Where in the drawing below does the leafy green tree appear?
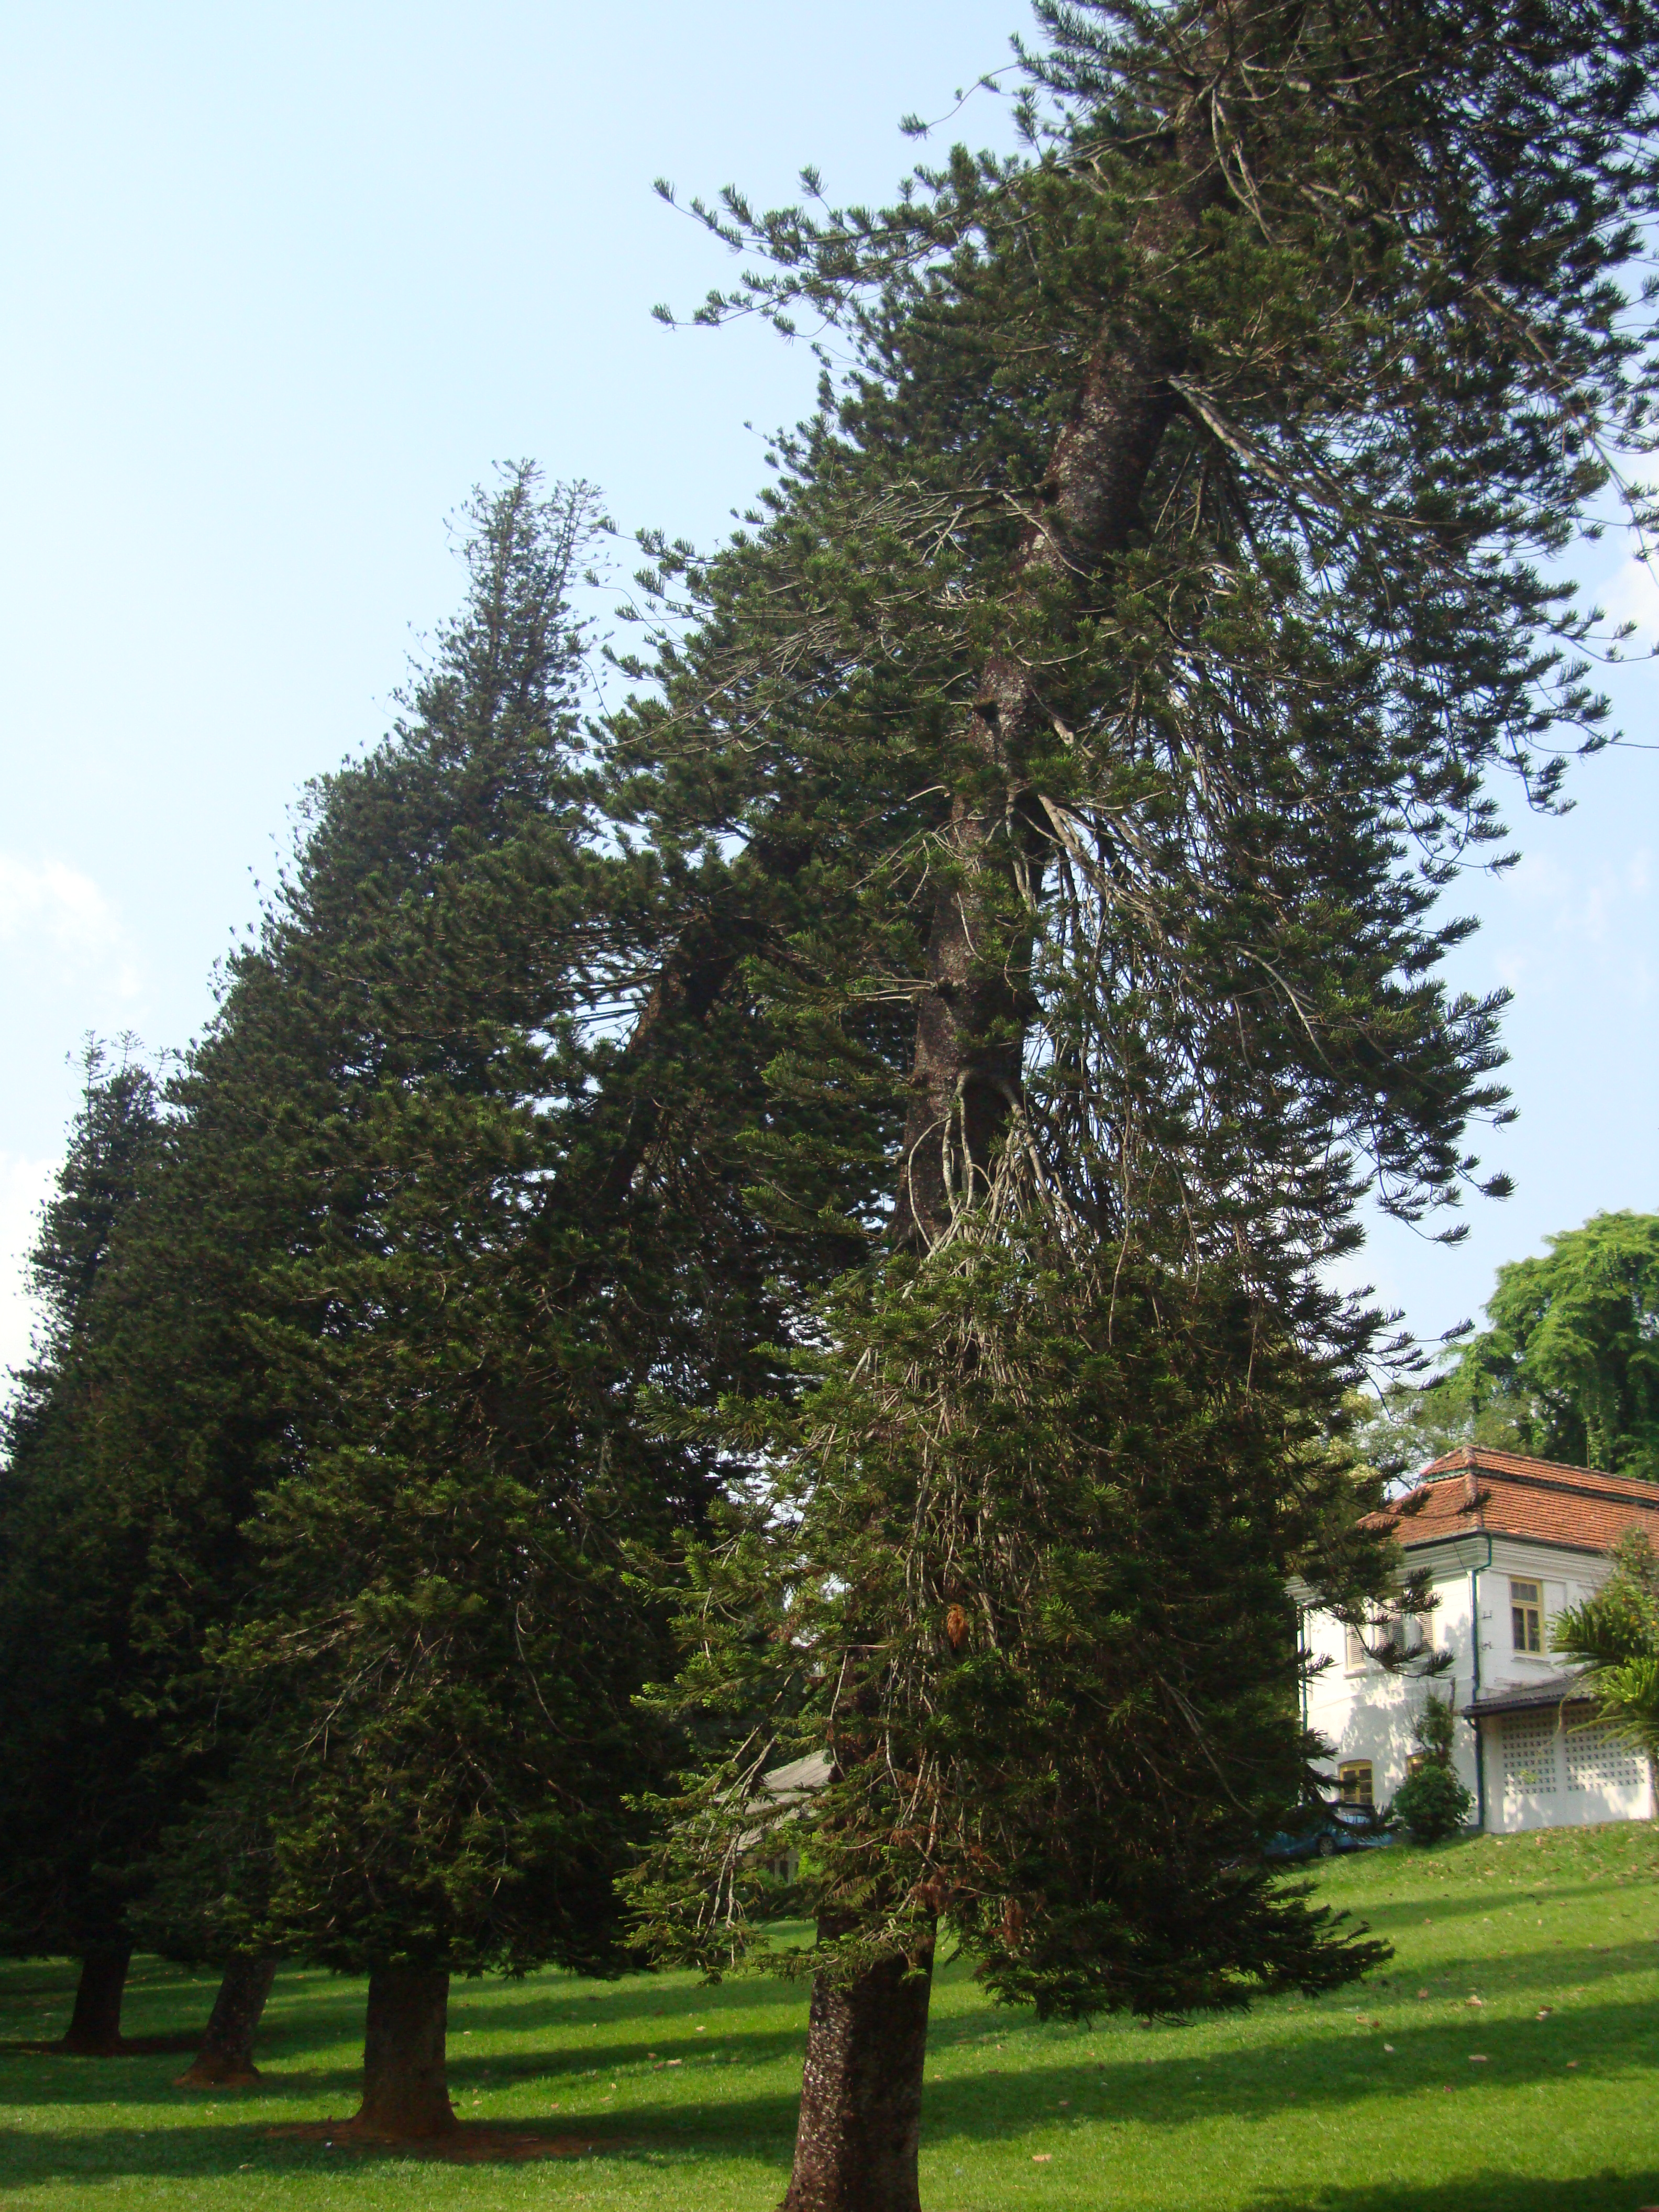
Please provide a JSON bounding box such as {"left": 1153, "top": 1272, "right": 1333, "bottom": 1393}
{"left": 612, "top": 1, "right": 1659, "bottom": 2202}
{"left": 1401, "top": 1214, "right": 1659, "bottom": 1478}
{"left": 1554, "top": 1529, "right": 1659, "bottom": 1766}
{"left": 0, "top": 1044, "right": 161, "bottom": 2051}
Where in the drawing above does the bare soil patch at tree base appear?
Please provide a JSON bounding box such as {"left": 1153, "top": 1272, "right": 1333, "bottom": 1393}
{"left": 268, "top": 2118, "right": 614, "bottom": 2162}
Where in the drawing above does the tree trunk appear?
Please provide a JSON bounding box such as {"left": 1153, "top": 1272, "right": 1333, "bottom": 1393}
{"left": 785, "top": 26, "right": 1256, "bottom": 2211}
{"left": 781, "top": 1930, "right": 935, "bottom": 2212}
{"left": 58, "top": 1945, "right": 131, "bottom": 2054}
{"left": 891, "top": 202, "right": 1223, "bottom": 1248}
{"left": 174, "top": 1955, "right": 275, "bottom": 2087}
{"left": 352, "top": 1966, "right": 456, "bottom": 2138}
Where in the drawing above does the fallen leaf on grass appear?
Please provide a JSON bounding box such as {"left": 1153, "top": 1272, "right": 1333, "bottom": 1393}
{"left": 1468, "top": 2055, "right": 1488, "bottom": 2064}
{"left": 1032, "top": 2153, "right": 1053, "bottom": 2163}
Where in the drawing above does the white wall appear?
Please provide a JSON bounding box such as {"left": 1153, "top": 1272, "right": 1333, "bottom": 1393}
{"left": 1486, "top": 1704, "right": 1652, "bottom": 1833}
{"left": 1302, "top": 1546, "right": 1481, "bottom": 1812}
{"left": 1300, "top": 1538, "right": 1652, "bottom": 1831}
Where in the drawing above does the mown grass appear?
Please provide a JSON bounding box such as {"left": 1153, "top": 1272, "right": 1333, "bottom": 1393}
{"left": 2, "top": 1821, "right": 1656, "bottom": 2210}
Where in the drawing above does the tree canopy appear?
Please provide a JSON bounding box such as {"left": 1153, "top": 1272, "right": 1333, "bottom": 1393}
{"left": 1366, "top": 1213, "right": 1659, "bottom": 1479}
{"left": 613, "top": 4, "right": 1659, "bottom": 2204}
{"left": 0, "top": 1044, "right": 163, "bottom": 2045}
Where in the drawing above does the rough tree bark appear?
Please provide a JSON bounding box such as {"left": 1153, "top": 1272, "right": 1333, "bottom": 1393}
{"left": 174, "top": 1955, "right": 276, "bottom": 2087}
{"left": 351, "top": 1966, "right": 457, "bottom": 2138}
{"left": 57, "top": 1945, "right": 132, "bottom": 2054}
{"left": 890, "top": 227, "right": 1217, "bottom": 1245}
{"left": 781, "top": 1927, "right": 936, "bottom": 2212}
{"left": 785, "top": 19, "right": 1248, "bottom": 2205}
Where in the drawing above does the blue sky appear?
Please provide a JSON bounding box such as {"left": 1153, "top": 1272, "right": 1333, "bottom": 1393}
{"left": 3, "top": 1, "right": 1655, "bottom": 1379}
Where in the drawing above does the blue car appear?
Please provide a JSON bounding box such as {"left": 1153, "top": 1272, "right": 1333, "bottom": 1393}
{"left": 1264, "top": 1799, "right": 1396, "bottom": 1861}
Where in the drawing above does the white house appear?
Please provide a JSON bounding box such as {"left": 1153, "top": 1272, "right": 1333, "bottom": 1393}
{"left": 1298, "top": 1446, "right": 1657, "bottom": 1833}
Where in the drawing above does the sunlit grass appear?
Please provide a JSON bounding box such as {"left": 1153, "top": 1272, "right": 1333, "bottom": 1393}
{"left": 2, "top": 1821, "right": 1656, "bottom": 2209}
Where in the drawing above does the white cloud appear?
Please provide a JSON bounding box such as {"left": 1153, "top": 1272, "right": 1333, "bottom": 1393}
{"left": 0, "top": 1152, "right": 56, "bottom": 1385}
{"left": 1597, "top": 552, "right": 1659, "bottom": 647}
{"left": 0, "top": 854, "right": 141, "bottom": 998}
{"left": 1500, "top": 840, "right": 1653, "bottom": 947}
{"left": 1479, "top": 830, "right": 1655, "bottom": 1011}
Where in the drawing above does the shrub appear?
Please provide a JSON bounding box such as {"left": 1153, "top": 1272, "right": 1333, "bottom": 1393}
{"left": 1389, "top": 1763, "right": 1472, "bottom": 1843}
{"left": 1412, "top": 1694, "right": 1458, "bottom": 1766}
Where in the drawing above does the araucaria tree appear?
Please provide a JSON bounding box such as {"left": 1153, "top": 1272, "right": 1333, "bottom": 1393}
{"left": 0, "top": 1045, "right": 162, "bottom": 2052}
{"left": 620, "top": 3, "right": 1659, "bottom": 2206}
{"left": 114, "top": 465, "right": 860, "bottom": 2137}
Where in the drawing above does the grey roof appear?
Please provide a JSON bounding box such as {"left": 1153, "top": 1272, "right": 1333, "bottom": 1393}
{"left": 759, "top": 1751, "right": 832, "bottom": 1799}
{"left": 1460, "top": 1669, "right": 1597, "bottom": 1720}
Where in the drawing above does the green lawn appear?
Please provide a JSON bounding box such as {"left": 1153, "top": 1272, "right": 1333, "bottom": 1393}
{"left": 3, "top": 1823, "right": 1657, "bottom": 2210}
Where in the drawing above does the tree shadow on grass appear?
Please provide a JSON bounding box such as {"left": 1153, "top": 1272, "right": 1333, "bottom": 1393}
{"left": 4, "top": 1969, "right": 1651, "bottom": 2126}
{"left": 905, "top": 1985, "right": 1658, "bottom": 2147}
{"left": 1334, "top": 1879, "right": 1630, "bottom": 1931}
{"left": 446, "top": 1972, "right": 811, "bottom": 2040}
{"left": 266, "top": 2118, "right": 617, "bottom": 2162}
{"left": 1014, "top": 1989, "right": 1653, "bottom": 2129}
{"left": 1243, "top": 2171, "right": 1659, "bottom": 2212}
{"left": 0, "top": 2117, "right": 645, "bottom": 2183}
{"left": 0, "top": 2032, "right": 202, "bottom": 2059}
{"left": 1363, "top": 1937, "right": 1655, "bottom": 2002}
{"left": 0, "top": 2050, "right": 364, "bottom": 2113}
{"left": 0, "top": 2023, "right": 817, "bottom": 2113}
{"left": 7, "top": 1985, "right": 1656, "bottom": 2184}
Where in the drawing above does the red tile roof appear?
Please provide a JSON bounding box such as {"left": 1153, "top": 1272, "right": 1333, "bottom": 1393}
{"left": 1381, "top": 1445, "right": 1659, "bottom": 1556}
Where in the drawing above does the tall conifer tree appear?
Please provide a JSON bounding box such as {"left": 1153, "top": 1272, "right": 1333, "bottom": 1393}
{"left": 108, "top": 466, "right": 873, "bottom": 2134}
{"left": 0, "top": 1045, "right": 161, "bottom": 2051}
{"left": 617, "top": 4, "right": 1659, "bottom": 2204}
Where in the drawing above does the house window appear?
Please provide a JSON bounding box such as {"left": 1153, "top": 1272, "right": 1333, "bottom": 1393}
{"left": 1511, "top": 1579, "right": 1543, "bottom": 1654}
{"left": 1338, "top": 1761, "right": 1374, "bottom": 1807}
{"left": 1346, "top": 1602, "right": 1430, "bottom": 1671}
{"left": 1397, "top": 1601, "right": 1432, "bottom": 1655}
